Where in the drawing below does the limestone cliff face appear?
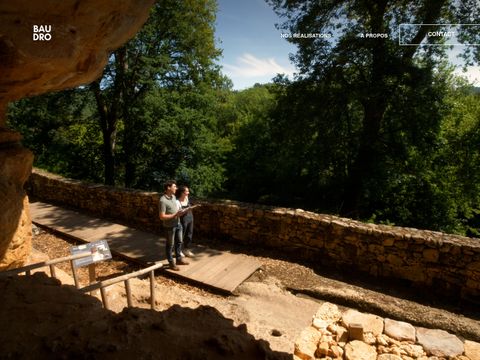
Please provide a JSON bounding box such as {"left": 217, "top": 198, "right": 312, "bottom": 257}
{"left": 0, "top": 0, "right": 154, "bottom": 269}
{"left": 0, "top": 130, "right": 33, "bottom": 270}
{"left": 0, "top": 0, "right": 154, "bottom": 109}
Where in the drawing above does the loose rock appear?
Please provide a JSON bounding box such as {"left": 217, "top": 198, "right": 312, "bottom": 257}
{"left": 342, "top": 309, "right": 384, "bottom": 336}
{"left": 384, "top": 318, "right": 416, "bottom": 342}
{"left": 415, "top": 327, "right": 464, "bottom": 357}
{"left": 344, "top": 340, "right": 377, "bottom": 360}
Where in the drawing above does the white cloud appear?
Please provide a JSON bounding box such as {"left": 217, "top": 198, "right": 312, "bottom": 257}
{"left": 223, "top": 53, "right": 295, "bottom": 78}
{"left": 453, "top": 66, "right": 480, "bottom": 85}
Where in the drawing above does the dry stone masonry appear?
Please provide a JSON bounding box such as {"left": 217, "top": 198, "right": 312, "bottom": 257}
{"left": 294, "top": 302, "right": 480, "bottom": 360}
{"left": 27, "top": 168, "right": 480, "bottom": 303}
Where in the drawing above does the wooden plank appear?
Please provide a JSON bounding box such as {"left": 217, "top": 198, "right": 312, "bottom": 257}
{"left": 166, "top": 252, "right": 261, "bottom": 293}
{"left": 30, "top": 201, "right": 261, "bottom": 293}
{"left": 165, "top": 248, "right": 224, "bottom": 277}
{"left": 212, "top": 257, "right": 262, "bottom": 292}
{"left": 205, "top": 255, "right": 250, "bottom": 286}
{"left": 168, "top": 245, "right": 224, "bottom": 276}
{"left": 193, "top": 253, "right": 240, "bottom": 283}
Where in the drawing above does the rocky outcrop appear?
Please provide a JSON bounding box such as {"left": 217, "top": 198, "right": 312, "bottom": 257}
{"left": 294, "top": 302, "right": 477, "bottom": 360}
{"left": 0, "top": 130, "right": 33, "bottom": 270}
{"left": 0, "top": 0, "right": 154, "bottom": 109}
{"left": 0, "top": 0, "right": 154, "bottom": 269}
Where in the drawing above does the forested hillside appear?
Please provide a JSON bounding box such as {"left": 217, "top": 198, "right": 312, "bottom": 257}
{"left": 7, "top": 0, "right": 480, "bottom": 237}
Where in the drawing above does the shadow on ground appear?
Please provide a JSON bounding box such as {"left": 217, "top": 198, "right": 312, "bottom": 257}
{"left": 197, "top": 237, "right": 480, "bottom": 342}
{"left": 0, "top": 272, "right": 289, "bottom": 360}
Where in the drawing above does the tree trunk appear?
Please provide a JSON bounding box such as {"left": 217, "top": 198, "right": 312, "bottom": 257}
{"left": 123, "top": 110, "right": 136, "bottom": 188}
{"left": 342, "top": 1, "right": 387, "bottom": 218}
{"left": 102, "top": 128, "right": 116, "bottom": 186}
{"left": 91, "top": 80, "right": 117, "bottom": 186}
{"left": 342, "top": 101, "right": 386, "bottom": 218}
{"left": 341, "top": 0, "right": 448, "bottom": 218}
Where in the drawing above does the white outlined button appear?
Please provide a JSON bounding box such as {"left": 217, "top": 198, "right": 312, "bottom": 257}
{"left": 399, "top": 24, "right": 480, "bottom": 46}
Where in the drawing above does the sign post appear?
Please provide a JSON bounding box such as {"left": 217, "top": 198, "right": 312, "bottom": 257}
{"left": 70, "top": 240, "right": 112, "bottom": 292}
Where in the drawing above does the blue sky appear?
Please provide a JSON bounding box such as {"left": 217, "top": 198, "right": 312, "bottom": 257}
{"left": 215, "top": 0, "right": 296, "bottom": 90}
{"left": 215, "top": 1, "right": 480, "bottom": 90}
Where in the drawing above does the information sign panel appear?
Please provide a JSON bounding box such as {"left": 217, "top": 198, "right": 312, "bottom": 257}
{"left": 71, "top": 240, "right": 112, "bottom": 268}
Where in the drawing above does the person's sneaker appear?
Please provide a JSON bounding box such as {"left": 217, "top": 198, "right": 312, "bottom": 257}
{"left": 180, "top": 251, "right": 186, "bottom": 257}
{"left": 169, "top": 263, "right": 180, "bottom": 271}
{"left": 184, "top": 249, "right": 195, "bottom": 257}
{"left": 177, "top": 259, "right": 190, "bottom": 265}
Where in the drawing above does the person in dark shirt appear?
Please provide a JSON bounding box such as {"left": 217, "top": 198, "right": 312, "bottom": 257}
{"left": 175, "top": 185, "right": 195, "bottom": 257}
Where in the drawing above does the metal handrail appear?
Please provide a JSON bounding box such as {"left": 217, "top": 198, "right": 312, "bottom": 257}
{"left": 80, "top": 262, "right": 164, "bottom": 310}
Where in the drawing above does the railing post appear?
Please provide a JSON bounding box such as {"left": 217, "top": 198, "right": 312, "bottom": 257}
{"left": 88, "top": 263, "right": 98, "bottom": 296}
{"left": 76, "top": 263, "right": 163, "bottom": 311}
{"left": 100, "top": 287, "right": 109, "bottom": 310}
{"left": 49, "top": 264, "right": 57, "bottom": 279}
{"left": 70, "top": 260, "right": 80, "bottom": 289}
{"left": 150, "top": 270, "right": 155, "bottom": 310}
{"left": 125, "top": 279, "right": 133, "bottom": 307}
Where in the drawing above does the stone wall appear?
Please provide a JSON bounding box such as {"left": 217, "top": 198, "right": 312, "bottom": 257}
{"left": 28, "top": 168, "right": 162, "bottom": 233}
{"left": 27, "top": 168, "right": 480, "bottom": 302}
{"left": 193, "top": 202, "right": 480, "bottom": 302}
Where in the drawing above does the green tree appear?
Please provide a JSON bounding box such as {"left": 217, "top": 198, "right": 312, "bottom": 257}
{"left": 223, "top": 84, "right": 279, "bottom": 201}
{"left": 91, "top": 0, "right": 223, "bottom": 187}
{"left": 7, "top": 89, "right": 103, "bottom": 181}
{"left": 436, "top": 83, "right": 480, "bottom": 234}
{"left": 266, "top": 0, "right": 469, "bottom": 218}
{"left": 125, "top": 83, "right": 232, "bottom": 196}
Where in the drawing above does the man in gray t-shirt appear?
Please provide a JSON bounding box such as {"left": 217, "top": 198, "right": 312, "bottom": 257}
{"left": 159, "top": 180, "right": 189, "bottom": 270}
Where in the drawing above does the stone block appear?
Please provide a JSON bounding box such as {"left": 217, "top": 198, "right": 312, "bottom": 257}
{"left": 315, "top": 341, "right": 329, "bottom": 357}
{"left": 383, "top": 237, "right": 395, "bottom": 246}
{"left": 294, "top": 326, "right": 321, "bottom": 360}
{"left": 422, "top": 248, "right": 439, "bottom": 262}
{"left": 416, "top": 327, "right": 464, "bottom": 357}
{"left": 387, "top": 254, "right": 404, "bottom": 266}
{"left": 344, "top": 340, "right": 376, "bottom": 360}
{"left": 314, "top": 302, "right": 342, "bottom": 323}
{"left": 348, "top": 323, "right": 364, "bottom": 341}
{"left": 342, "top": 309, "right": 384, "bottom": 336}
{"left": 384, "top": 318, "right": 416, "bottom": 342}
{"left": 396, "top": 265, "right": 426, "bottom": 282}
{"left": 377, "top": 355, "right": 402, "bottom": 360}
{"left": 464, "top": 340, "right": 480, "bottom": 360}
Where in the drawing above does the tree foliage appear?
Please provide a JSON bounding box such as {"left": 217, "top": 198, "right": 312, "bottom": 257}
{"left": 256, "top": 0, "right": 480, "bottom": 232}
{"left": 266, "top": 0, "right": 464, "bottom": 216}
{"left": 8, "top": 0, "right": 230, "bottom": 197}
{"left": 7, "top": 89, "right": 103, "bottom": 182}
{"left": 6, "top": 0, "right": 480, "bottom": 237}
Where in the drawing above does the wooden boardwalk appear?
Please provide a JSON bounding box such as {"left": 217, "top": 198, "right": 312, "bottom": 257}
{"left": 29, "top": 201, "right": 261, "bottom": 293}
